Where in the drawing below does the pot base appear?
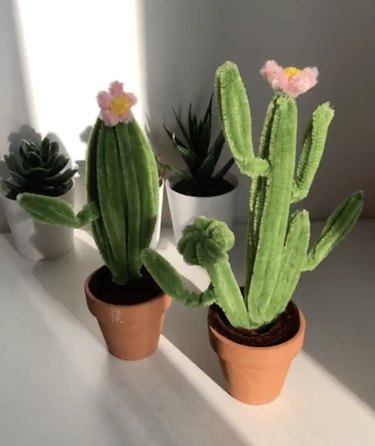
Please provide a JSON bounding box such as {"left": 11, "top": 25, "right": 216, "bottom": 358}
{"left": 208, "top": 305, "right": 305, "bottom": 405}
{"left": 85, "top": 267, "right": 172, "bottom": 361}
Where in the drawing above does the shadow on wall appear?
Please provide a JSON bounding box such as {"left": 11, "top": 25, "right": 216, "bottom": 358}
{"left": 138, "top": 0, "right": 244, "bottom": 224}
{"left": 0, "top": 0, "right": 32, "bottom": 230}
{"left": 0, "top": 0, "right": 31, "bottom": 150}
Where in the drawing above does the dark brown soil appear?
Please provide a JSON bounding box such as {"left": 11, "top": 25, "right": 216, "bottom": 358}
{"left": 208, "top": 302, "right": 300, "bottom": 347}
{"left": 88, "top": 265, "right": 163, "bottom": 306}
{"left": 172, "top": 178, "right": 234, "bottom": 197}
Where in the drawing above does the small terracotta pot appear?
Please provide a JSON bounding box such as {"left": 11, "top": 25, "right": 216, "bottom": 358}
{"left": 208, "top": 308, "right": 305, "bottom": 405}
{"left": 85, "top": 271, "right": 172, "bottom": 361}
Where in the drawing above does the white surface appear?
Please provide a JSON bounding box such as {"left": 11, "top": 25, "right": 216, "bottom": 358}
{"left": 166, "top": 175, "right": 237, "bottom": 242}
{"left": 0, "top": 223, "right": 375, "bottom": 445}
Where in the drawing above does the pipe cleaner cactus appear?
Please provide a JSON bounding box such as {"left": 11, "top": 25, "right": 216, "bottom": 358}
{"left": 143, "top": 61, "right": 364, "bottom": 330}
{"left": 18, "top": 81, "right": 159, "bottom": 285}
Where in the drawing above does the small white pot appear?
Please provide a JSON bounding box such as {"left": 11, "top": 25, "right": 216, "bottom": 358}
{"left": 166, "top": 174, "right": 238, "bottom": 242}
{"left": 150, "top": 180, "right": 164, "bottom": 249}
{"left": 0, "top": 185, "right": 75, "bottom": 261}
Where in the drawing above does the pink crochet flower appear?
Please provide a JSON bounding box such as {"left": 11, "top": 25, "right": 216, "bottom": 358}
{"left": 260, "top": 60, "right": 319, "bottom": 98}
{"left": 97, "top": 81, "right": 137, "bottom": 126}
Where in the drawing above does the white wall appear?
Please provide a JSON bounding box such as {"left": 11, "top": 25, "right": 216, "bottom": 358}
{"left": 1, "top": 0, "right": 374, "bottom": 221}
{"left": 2, "top": 0, "right": 146, "bottom": 160}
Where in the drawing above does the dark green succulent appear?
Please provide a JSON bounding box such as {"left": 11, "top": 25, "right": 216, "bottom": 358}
{"left": 164, "top": 96, "right": 234, "bottom": 196}
{"left": 3, "top": 137, "right": 77, "bottom": 199}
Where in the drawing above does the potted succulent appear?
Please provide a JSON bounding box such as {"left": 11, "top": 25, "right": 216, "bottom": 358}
{"left": 0, "top": 137, "right": 77, "bottom": 260}
{"left": 18, "top": 81, "right": 172, "bottom": 360}
{"left": 142, "top": 61, "right": 364, "bottom": 404}
{"left": 164, "top": 96, "right": 236, "bottom": 241}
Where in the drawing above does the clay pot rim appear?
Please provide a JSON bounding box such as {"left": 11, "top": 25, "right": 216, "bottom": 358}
{"left": 209, "top": 307, "right": 306, "bottom": 352}
{"left": 84, "top": 267, "right": 167, "bottom": 309}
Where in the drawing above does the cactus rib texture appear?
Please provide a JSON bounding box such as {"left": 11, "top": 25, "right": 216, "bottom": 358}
{"left": 143, "top": 61, "right": 364, "bottom": 330}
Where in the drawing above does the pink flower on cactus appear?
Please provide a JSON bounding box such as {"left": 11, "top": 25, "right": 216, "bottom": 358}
{"left": 97, "top": 81, "right": 137, "bottom": 126}
{"left": 260, "top": 60, "right": 319, "bottom": 98}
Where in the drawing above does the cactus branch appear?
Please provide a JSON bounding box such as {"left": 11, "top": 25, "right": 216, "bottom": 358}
{"left": 206, "top": 258, "right": 251, "bottom": 329}
{"left": 268, "top": 210, "right": 310, "bottom": 320}
{"left": 215, "top": 61, "right": 269, "bottom": 176}
{"left": 247, "top": 96, "right": 297, "bottom": 318}
{"left": 142, "top": 249, "right": 217, "bottom": 307}
{"left": 292, "top": 103, "right": 334, "bottom": 203}
{"left": 304, "top": 191, "right": 364, "bottom": 271}
{"left": 17, "top": 194, "right": 99, "bottom": 228}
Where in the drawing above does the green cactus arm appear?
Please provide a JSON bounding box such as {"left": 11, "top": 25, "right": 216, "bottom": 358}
{"left": 17, "top": 193, "right": 99, "bottom": 228}
{"left": 142, "top": 249, "right": 217, "bottom": 307}
{"left": 215, "top": 61, "right": 270, "bottom": 177}
{"left": 291, "top": 103, "right": 334, "bottom": 203}
{"left": 206, "top": 258, "right": 251, "bottom": 329}
{"left": 264, "top": 210, "right": 310, "bottom": 324}
{"left": 247, "top": 96, "right": 297, "bottom": 322}
{"left": 246, "top": 97, "right": 278, "bottom": 292}
{"left": 304, "top": 191, "right": 364, "bottom": 271}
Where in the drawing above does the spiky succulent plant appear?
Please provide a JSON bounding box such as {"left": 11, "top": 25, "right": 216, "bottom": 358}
{"left": 164, "top": 96, "right": 234, "bottom": 196}
{"left": 3, "top": 137, "right": 77, "bottom": 199}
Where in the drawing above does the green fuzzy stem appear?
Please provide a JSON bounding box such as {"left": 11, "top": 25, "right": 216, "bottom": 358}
{"left": 17, "top": 194, "right": 99, "bottom": 228}
{"left": 304, "top": 191, "right": 364, "bottom": 271}
{"left": 206, "top": 258, "right": 251, "bottom": 329}
{"left": 142, "top": 249, "right": 217, "bottom": 307}
{"left": 246, "top": 96, "right": 297, "bottom": 322}
{"left": 215, "top": 62, "right": 269, "bottom": 177}
{"left": 292, "top": 103, "right": 334, "bottom": 203}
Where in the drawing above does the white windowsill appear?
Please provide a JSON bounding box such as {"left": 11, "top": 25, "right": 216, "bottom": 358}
{"left": 0, "top": 222, "right": 374, "bottom": 445}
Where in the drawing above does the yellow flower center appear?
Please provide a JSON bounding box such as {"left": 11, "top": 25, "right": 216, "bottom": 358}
{"left": 284, "top": 67, "right": 302, "bottom": 79}
{"left": 109, "top": 96, "right": 131, "bottom": 116}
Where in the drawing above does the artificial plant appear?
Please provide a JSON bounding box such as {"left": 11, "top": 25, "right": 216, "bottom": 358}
{"left": 164, "top": 96, "right": 234, "bottom": 196}
{"left": 2, "top": 137, "right": 77, "bottom": 199}
{"left": 18, "top": 81, "right": 159, "bottom": 285}
{"left": 143, "top": 61, "right": 364, "bottom": 330}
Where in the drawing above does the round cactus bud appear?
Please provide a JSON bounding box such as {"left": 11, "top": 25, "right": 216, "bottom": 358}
{"left": 177, "top": 216, "right": 234, "bottom": 267}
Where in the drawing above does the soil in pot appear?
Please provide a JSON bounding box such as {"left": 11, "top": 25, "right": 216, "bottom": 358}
{"left": 172, "top": 178, "right": 234, "bottom": 197}
{"left": 208, "top": 302, "right": 305, "bottom": 405}
{"left": 208, "top": 301, "right": 300, "bottom": 347}
{"left": 85, "top": 266, "right": 172, "bottom": 361}
{"left": 89, "top": 265, "right": 163, "bottom": 305}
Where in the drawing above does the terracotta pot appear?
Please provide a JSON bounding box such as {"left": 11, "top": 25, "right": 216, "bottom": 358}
{"left": 85, "top": 270, "right": 172, "bottom": 361}
{"left": 208, "top": 308, "right": 306, "bottom": 405}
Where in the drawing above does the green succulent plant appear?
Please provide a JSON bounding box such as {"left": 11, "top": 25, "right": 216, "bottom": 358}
{"left": 3, "top": 137, "right": 77, "bottom": 199}
{"left": 143, "top": 61, "right": 364, "bottom": 330}
{"left": 164, "top": 96, "right": 234, "bottom": 196}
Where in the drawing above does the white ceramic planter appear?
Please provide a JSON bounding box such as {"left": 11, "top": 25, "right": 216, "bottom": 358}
{"left": 150, "top": 180, "right": 164, "bottom": 249}
{"left": 166, "top": 174, "right": 238, "bottom": 242}
{"left": 0, "top": 185, "right": 75, "bottom": 261}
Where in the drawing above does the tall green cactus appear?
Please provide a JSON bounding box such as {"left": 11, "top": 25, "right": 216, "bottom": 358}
{"left": 18, "top": 82, "right": 159, "bottom": 285}
{"left": 143, "top": 61, "right": 364, "bottom": 330}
